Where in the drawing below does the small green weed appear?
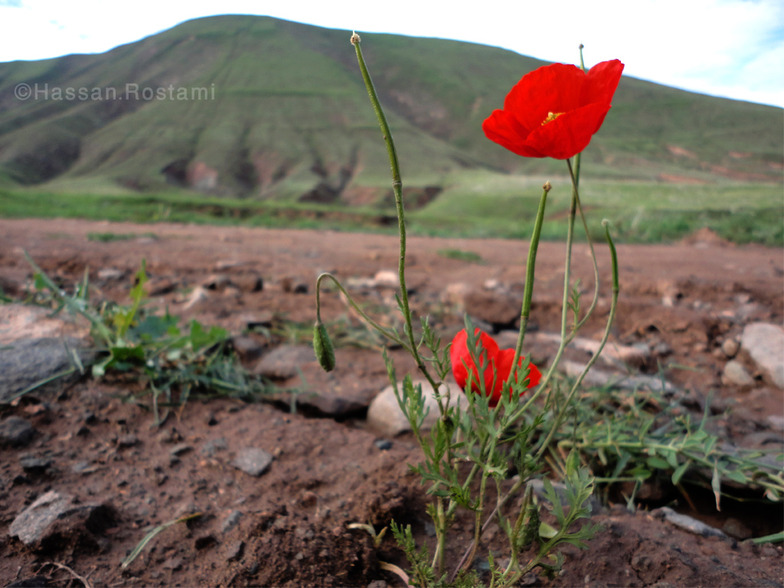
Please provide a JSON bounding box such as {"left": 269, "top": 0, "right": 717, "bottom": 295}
{"left": 543, "top": 380, "right": 784, "bottom": 508}
{"left": 23, "top": 253, "right": 270, "bottom": 422}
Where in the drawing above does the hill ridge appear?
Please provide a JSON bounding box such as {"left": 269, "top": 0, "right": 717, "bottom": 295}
{"left": 0, "top": 14, "right": 780, "bottom": 202}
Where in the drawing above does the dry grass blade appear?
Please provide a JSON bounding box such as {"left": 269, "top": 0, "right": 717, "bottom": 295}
{"left": 120, "top": 512, "right": 202, "bottom": 569}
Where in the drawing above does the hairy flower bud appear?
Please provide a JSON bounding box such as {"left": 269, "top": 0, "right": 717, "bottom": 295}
{"left": 313, "top": 321, "right": 336, "bottom": 372}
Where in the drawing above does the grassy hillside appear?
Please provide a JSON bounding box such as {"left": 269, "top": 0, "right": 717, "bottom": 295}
{"left": 0, "top": 15, "right": 780, "bottom": 245}
{"left": 0, "top": 16, "right": 780, "bottom": 195}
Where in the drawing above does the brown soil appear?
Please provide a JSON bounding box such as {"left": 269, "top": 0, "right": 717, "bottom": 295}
{"left": 1, "top": 217, "right": 783, "bottom": 587}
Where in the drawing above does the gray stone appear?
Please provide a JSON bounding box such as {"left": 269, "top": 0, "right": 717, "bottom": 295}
{"left": 652, "top": 506, "right": 727, "bottom": 539}
{"left": 0, "top": 337, "right": 97, "bottom": 402}
{"left": 7, "top": 490, "right": 114, "bottom": 549}
{"left": 741, "top": 322, "right": 784, "bottom": 388}
{"left": 561, "top": 361, "right": 678, "bottom": 394}
{"left": 253, "top": 345, "right": 315, "bottom": 380}
{"left": 366, "top": 380, "right": 467, "bottom": 438}
{"left": 9, "top": 491, "right": 71, "bottom": 545}
{"left": 202, "top": 437, "right": 228, "bottom": 457}
{"left": 221, "top": 509, "right": 243, "bottom": 533}
{"left": 19, "top": 455, "right": 52, "bottom": 474}
{"left": 232, "top": 448, "right": 273, "bottom": 477}
{"left": 0, "top": 416, "right": 36, "bottom": 448}
{"left": 722, "top": 360, "right": 754, "bottom": 386}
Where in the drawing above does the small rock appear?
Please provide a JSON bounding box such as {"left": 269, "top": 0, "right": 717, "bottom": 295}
{"left": 441, "top": 282, "right": 471, "bottom": 311}
{"left": 0, "top": 416, "right": 36, "bottom": 448}
{"left": 0, "top": 337, "right": 97, "bottom": 402}
{"left": 373, "top": 270, "right": 399, "bottom": 288}
{"left": 225, "top": 540, "right": 245, "bottom": 561}
{"left": 170, "top": 443, "right": 193, "bottom": 457}
{"left": 19, "top": 455, "right": 52, "bottom": 474}
{"left": 651, "top": 506, "right": 726, "bottom": 538}
{"left": 253, "top": 345, "right": 315, "bottom": 380}
{"left": 767, "top": 415, "right": 784, "bottom": 431}
{"left": 231, "top": 335, "right": 265, "bottom": 364}
{"left": 741, "top": 323, "right": 784, "bottom": 388}
{"left": 9, "top": 490, "right": 71, "bottom": 545}
{"left": 232, "top": 448, "right": 273, "bottom": 477}
{"left": 244, "top": 311, "right": 274, "bottom": 330}
{"left": 202, "top": 437, "right": 228, "bottom": 457}
{"left": 561, "top": 361, "right": 678, "bottom": 394}
{"left": 366, "top": 380, "right": 467, "bottom": 437}
{"left": 721, "top": 338, "right": 740, "bottom": 358}
{"left": 221, "top": 510, "right": 243, "bottom": 533}
{"left": 722, "top": 360, "right": 754, "bottom": 386}
{"left": 9, "top": 490, "right": 115, "bottom": 550}
{"left": 374, "top": 439, "right": 393, "bottom": 451}
{"left": 97, "top": 267, "right": 125, "bottom": 281}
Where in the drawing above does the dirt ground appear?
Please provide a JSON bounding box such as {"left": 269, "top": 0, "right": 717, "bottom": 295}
{"left": 0, "top": 217, "right": 782, "bottom": 587}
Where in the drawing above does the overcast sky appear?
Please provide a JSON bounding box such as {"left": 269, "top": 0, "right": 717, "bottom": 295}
{"left": 0, "top": 0, "right": 782, "bottom": 107}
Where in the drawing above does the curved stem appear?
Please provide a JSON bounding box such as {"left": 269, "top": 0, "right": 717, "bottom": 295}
{"left": 566, "top": 158, "right": 601, "bottom": 333}
{"left": 315, "top": 272, "right": 409, "bottom": 351}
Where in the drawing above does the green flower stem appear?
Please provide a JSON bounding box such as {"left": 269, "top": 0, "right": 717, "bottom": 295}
{"left": 568, "top": 158, "right": 602, "bottom": 333}
{"left": 351, "top": 33, "right": 439, "bottom": 395}
{"left": 511, "top": 182, "right": 550, "bottom": 373}
{"left": 315, "top": 272, "right": 409, "bottom": 350}
{"left": 432, "top": 497, "right": 447, "bottom": 574}
{"left": 535, "top": 220, "right": 619, "bottom": 460}
{"left": 507, "top": 164, "right": 580, "bottom": 420}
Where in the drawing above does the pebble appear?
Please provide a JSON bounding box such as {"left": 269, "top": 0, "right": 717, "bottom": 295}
{"left": 253, "top": 345, "right": 315, "bottom": 380}
{"left": 19, "top": 455, "right": 51, "bottom": 474}
{"left": 741, "top": 322, "right": 784, "bottom": 388}
{"left": 221, "top": 509, "right": 243, "bottom": 533}
{"left": 721, "top": 338, "right": 740, "bottom": 358}
{"left": 366, "top": 380, "right": 467, "bottom": 438}
{"left": 232, "top": 447, "right": 273, "bottom": 477}
{"left": 651, "top": 506, "right": 727, "bottom": 539}
{"left": 9, "top": 490, "right": 71, "bottom": 545}
{"left": 374, "top": 439, "right": 393, "bottom": 451}
{"left": 0, "top": 416, "right": 36, "bottom": 448}
{"left": 722, "top": 360, "right": 754, "bottom": 386}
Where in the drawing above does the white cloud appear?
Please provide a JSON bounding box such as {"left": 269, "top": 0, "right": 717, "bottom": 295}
{"left": 0, "top": 0, "right": 781, "bottom": 106}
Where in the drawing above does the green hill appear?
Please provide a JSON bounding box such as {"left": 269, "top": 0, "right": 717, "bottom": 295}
{"left": 0, "top": 15, "right": 780, "bottom": 197}
{"left": 0, "top": 15, "right": 781, "bottom": 244}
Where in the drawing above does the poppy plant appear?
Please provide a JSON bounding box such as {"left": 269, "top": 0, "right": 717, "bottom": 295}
{"left": 450, "top": 328, "right": 542, "bottom": 407}
{"left": 483, "top": 59, "right": 624, "bottom": 160}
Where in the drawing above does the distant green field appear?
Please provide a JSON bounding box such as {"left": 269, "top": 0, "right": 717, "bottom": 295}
{"left": 2, "top": 171, "right": 781, "bottom": 246}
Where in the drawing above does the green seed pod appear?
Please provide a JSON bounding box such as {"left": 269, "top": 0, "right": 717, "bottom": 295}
{"left": 313, "top": 321, "right": 336, "bottom": 372}
{"left": 520, "top": 502, "right": 540, "bottom": 548}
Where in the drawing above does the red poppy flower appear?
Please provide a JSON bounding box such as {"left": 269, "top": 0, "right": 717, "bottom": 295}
{"left": 450, "top": 328, "right": 542, "bottom": 407}
{"left": 483, "top": 59, "right": 624, "bottom": 160}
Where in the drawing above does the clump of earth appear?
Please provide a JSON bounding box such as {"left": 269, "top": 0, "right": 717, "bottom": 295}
{"left": 0, "top": 218, "right": 782, "bottom": 587}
